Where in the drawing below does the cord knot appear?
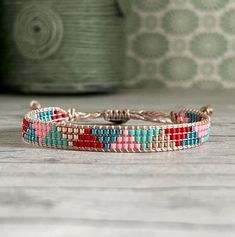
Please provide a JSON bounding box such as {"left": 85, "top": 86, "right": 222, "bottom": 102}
{"left": 104, "top": 109, "right": 130, "bottom": 124}
{"left": 67, "top": 108, "right": 78, "bottom": 121}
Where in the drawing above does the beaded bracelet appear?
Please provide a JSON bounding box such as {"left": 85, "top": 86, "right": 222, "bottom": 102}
{"left": 22, "top": 101, "right": 213, "bottom": 153}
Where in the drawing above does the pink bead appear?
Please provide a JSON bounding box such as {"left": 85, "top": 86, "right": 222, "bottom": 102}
{"left": 201, "top": 137, "right": 204, "bottom": 143}
{"left": 135, "top": 143, "right": 140, "bottom": 150}
{"left": 129, "top": 144, "right": 134, "bottom": 150}
{"left": 117, "top": 136, "right": 122, "bottom": 142}
{"left": 123, "top": 130, "right": 128, "bottom": 135}
{"left": 111, "top": 143, "right": 117, "bottom": 150}
{"left": 123, "top": 136, "right": 128, "bottom": 142}
{"left": 117, "top": 143, "right": 122, "bottom": 150}
{"left": 42, "top": 132, "right": 47, "bottom": 138}
{"left": 123, "top": 143, "right": 128, "bottom": 150}
{"left": 39, "top": 137, "right": 43, "bottom": 143}
{"left": 129, "top": 136, "right": 135, "bottom": 142}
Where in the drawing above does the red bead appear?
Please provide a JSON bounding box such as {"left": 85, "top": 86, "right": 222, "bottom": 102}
{"left": 79, "top": 134, "right": 85, "bottom": 140}
{"left": 62, "top": 113, "right": 67, "bottom": 118}
{"left": 175, "top": 134, "right": 180, "bottom": 140}
{"left": 170, "top": 128, "right": 176, "bottom": 134}
{"left": 23, "top": 119, "right": 29, "bottom": 127}
{"left": 175, "top": 141, "right": 181, "bottom": 146}
{"left": 90, "top": 135, "right": 97, "bottom": 141}
{"left": 90, "top": 142, "right": 96, "bottom": 148}
{"left": 165, "top": 128, "right": 170, "bottom": 134}
{"left": 84, "top": 128, "right": 91, "bottom": 134}
{"left": 170, "top": 135, "right": 176, "bottom": 140}
{"left": 180, "top": 134, "right": 186, "bottom": 139}
{"left": 78, "top": 141, "right": 85, "bottom": 147}
{"left": 175, "top": 128, "right": 180, "bottom": 133}
{"left": 185, "top": 127, "right": 190, "bottom": 132}
{"left": 96, "top": 142, "right": 104, "bottom": 148}
{"left": 181, "top": 127, "right": 186, "bottom": 133}
{"left": 84, "top": 135, "right": 91, "bottom": 140}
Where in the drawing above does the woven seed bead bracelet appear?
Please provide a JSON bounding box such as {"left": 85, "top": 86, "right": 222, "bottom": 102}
{"left": 22, "top": 101, "right": 213, "bottom": 153}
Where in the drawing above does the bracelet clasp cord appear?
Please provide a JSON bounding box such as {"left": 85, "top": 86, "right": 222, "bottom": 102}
{"left": 29, "top": 100, "right": 213, "bottom": 125}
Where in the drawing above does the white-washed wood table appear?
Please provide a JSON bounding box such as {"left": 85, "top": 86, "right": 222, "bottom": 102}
{"left": 0, "top": 89, "right": 234, "bottom": 237}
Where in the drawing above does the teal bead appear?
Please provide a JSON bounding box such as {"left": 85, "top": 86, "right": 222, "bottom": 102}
{"left": 141, "top": 143, "right": 147, "bottom": 149}
{"left": 43, "top": 138, "right": 48, "bottom": 144}
{"left": 51, "top": 133, "right": 57, "bottom": 139}
{"left": 110, "top": 136, "right": 117, "bottom": 142}
{"left": 51, "top": 126, "right": 57, "bottom": 132}
{"left": 57, "top": 140, "right": 63, "bottom": 145}
{"left": 92, "top": 129, "right": 97, "bottom": 135}
{"left": 135, "top": 136, "right": 141, "bottom": 142}
{"left": 104, "top": 130, "right": 109, "bottom": 135}
{"left": 135, "top": 130, "right": 141, "bottom": 136}
{"left": 117, "top": 129, "right": 123, "bottom": 135}
{"left": 98, "top": 136, "right": 103, "bottom": 142}
{"left": 98, "top": 130, "right": 103, "bottom": 135}
{"left": 62, "top": 140, "right": 68, "bottom": 146}
{"left": 104, "top": 143, "right": 110, "bottom": 149}
{"left": 147, "top": 136, "right": 153, "bottom": 142}
{"left": 110, "top": 129, "right": 116, "bottom": 135}
{"left": 47, "top": 132, "right": 52, "bottom": 138}
{"left": 141, "top": 136, "right": 147, "bottom": 142}
{"left": 147, "top": 129, "right": 154, "bottom": 136}
{"left": 129, "top": 130, "right": 135, "bottom": 136}
{"left": 56, "top": 133, "right": 62, "bottom": 139}
{"left": 104, "top": 136, "right": 110, "bottom": 142}
{"left": 141, "top": 130, "right": 147, "bottom": 135}
{"left": 52, "top": 140, "right": 57, "bottom": 145}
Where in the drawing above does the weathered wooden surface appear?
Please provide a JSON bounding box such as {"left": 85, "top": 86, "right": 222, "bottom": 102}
{"left": 0, "top": 89, "right": 235, "bottom": 237}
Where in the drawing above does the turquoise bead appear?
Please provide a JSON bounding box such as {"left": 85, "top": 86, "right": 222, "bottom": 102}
{"left": 98, "top": 136, "right": 103, "bottom": 142}
{"left": 141, "top": 143, "right": 147, "bottom": 149}
{"left": 62, "top": 140, "right": 68, "bottom": 146}
{"left": 110, "top": 136, "right": 117, "bottom": 142}
{"left": 104, "top": 143, "right": 110, "bottom": 149}
{"left": 135, "top": 136, "right": 141, "bottom": 142}
{"left": 141, "top": 130, "right": 147, "bottom": 135}
{"left": 104, "top": 130, "right": 109, "bottom": 135}
{"left": 110, "top": 129, "right": 116, "bottom": 135}
{"left": 56, "top": 133, "right": 62, "bottom": 139}
{"left": 104, "top": 136, "right": 110, "bottom": 142}
{"left": 129, "top": 130, "right": 135, "bottom": 136}
{"left": 147, "top": 129, "right": 154, "bottom": 136}
{"left": 97, "top": 130, "right": 103, "bottom": 135}
{"left": 135, "top": 130, "right": 141, "bottom": 136}
{"left": 51, "top": 126, "right": 57, "bottom": 132}
{"left": 147, "top": 136, "right": 153, "bottom": 142}
{"left": 141, "top": 136, "right": 147, "bottom": 142}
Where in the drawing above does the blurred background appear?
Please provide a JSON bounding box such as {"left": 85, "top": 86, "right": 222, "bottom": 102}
{"left": 1, "top": 0, "right": 235, "bottom": 94}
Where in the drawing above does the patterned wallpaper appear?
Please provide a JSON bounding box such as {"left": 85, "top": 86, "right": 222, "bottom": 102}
{"left": 123, "top": 0, "right": 235, "bottom": 89}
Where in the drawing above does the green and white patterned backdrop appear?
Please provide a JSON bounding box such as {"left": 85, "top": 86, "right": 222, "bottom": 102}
{"left": 123, "top": 0, "right": 235, "bottom": 89}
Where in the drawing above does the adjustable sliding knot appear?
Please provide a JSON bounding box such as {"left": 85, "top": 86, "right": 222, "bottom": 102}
{"left": 104, "top": 109, "right": 130, "bottom": 124}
